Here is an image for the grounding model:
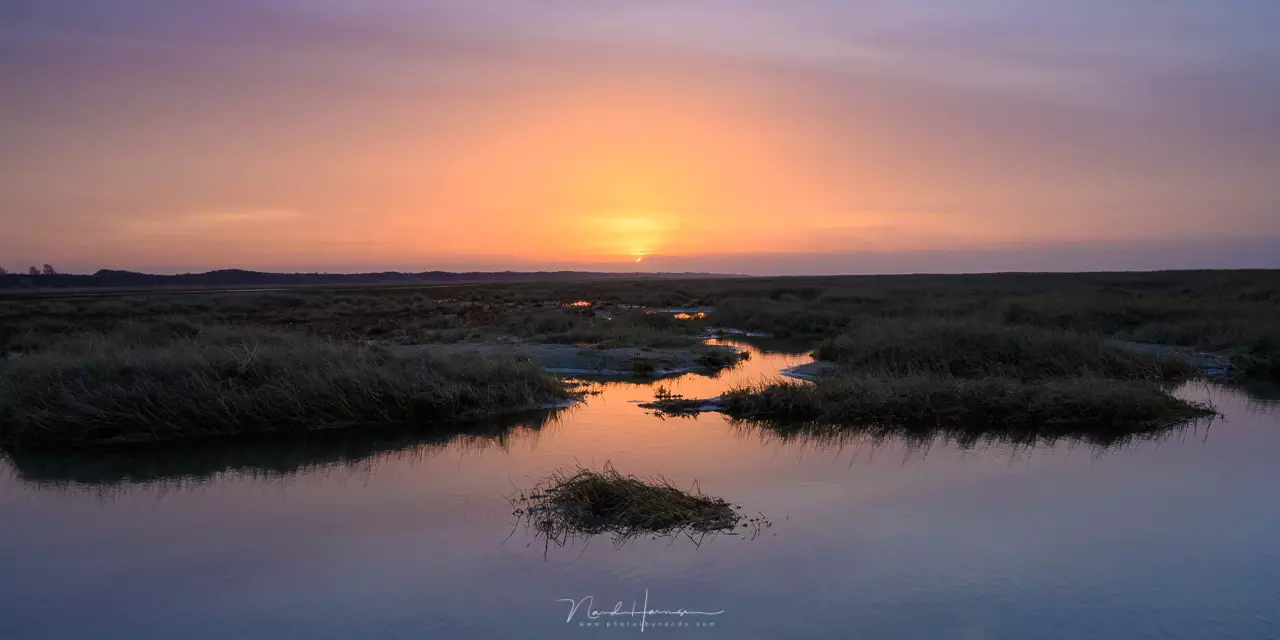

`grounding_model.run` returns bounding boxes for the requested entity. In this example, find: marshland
[2,271,1280,638]
[2,270,1275,447]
